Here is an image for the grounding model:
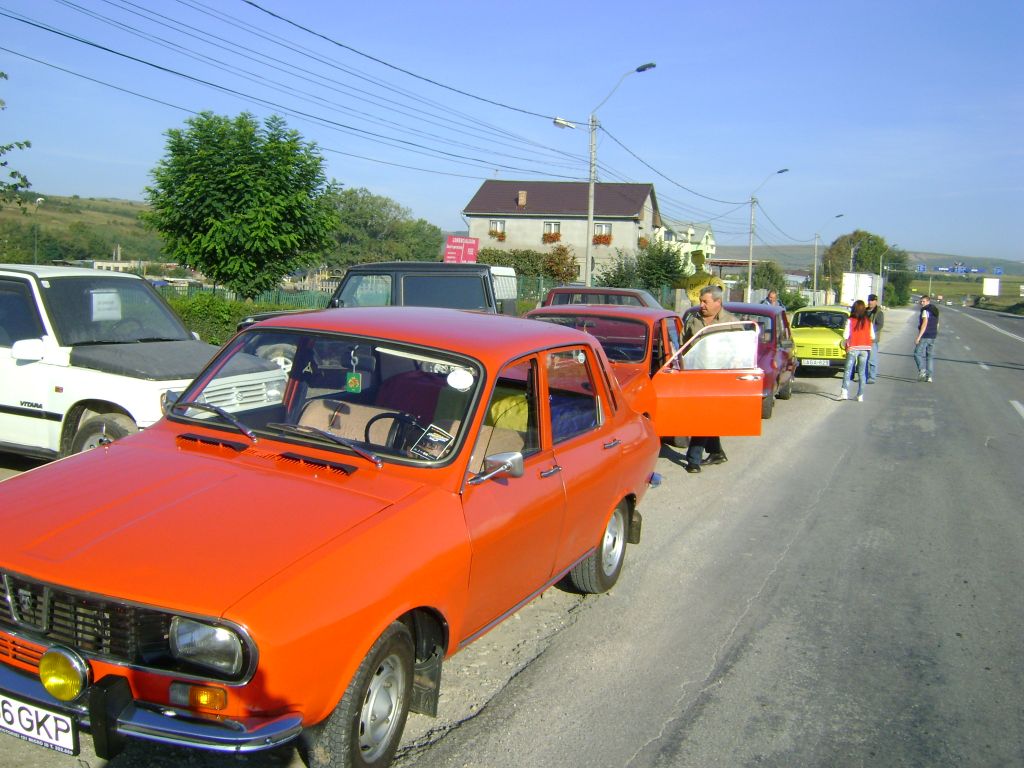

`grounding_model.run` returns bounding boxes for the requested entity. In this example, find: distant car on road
[526,304,762,439]
[790,304,850,375]
[0,307,661,768]
[723,302,797,418]
[0,265,224,459]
